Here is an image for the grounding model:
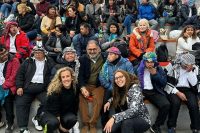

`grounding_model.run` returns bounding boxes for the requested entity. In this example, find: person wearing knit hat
[0,21,30,61]
[15,42,55,133]
[137,51,170,133]
[165,53,200,133]
[99,46,134,127]
[0,44,20,132]
[106,46,121,55]
[52,47,80,79]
